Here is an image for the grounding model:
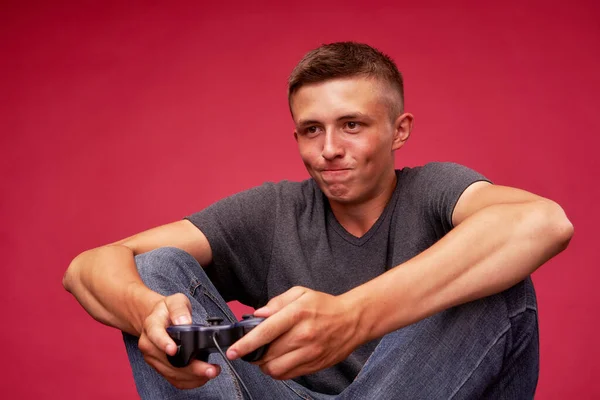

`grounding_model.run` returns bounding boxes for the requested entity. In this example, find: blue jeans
[123,247,539,399]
